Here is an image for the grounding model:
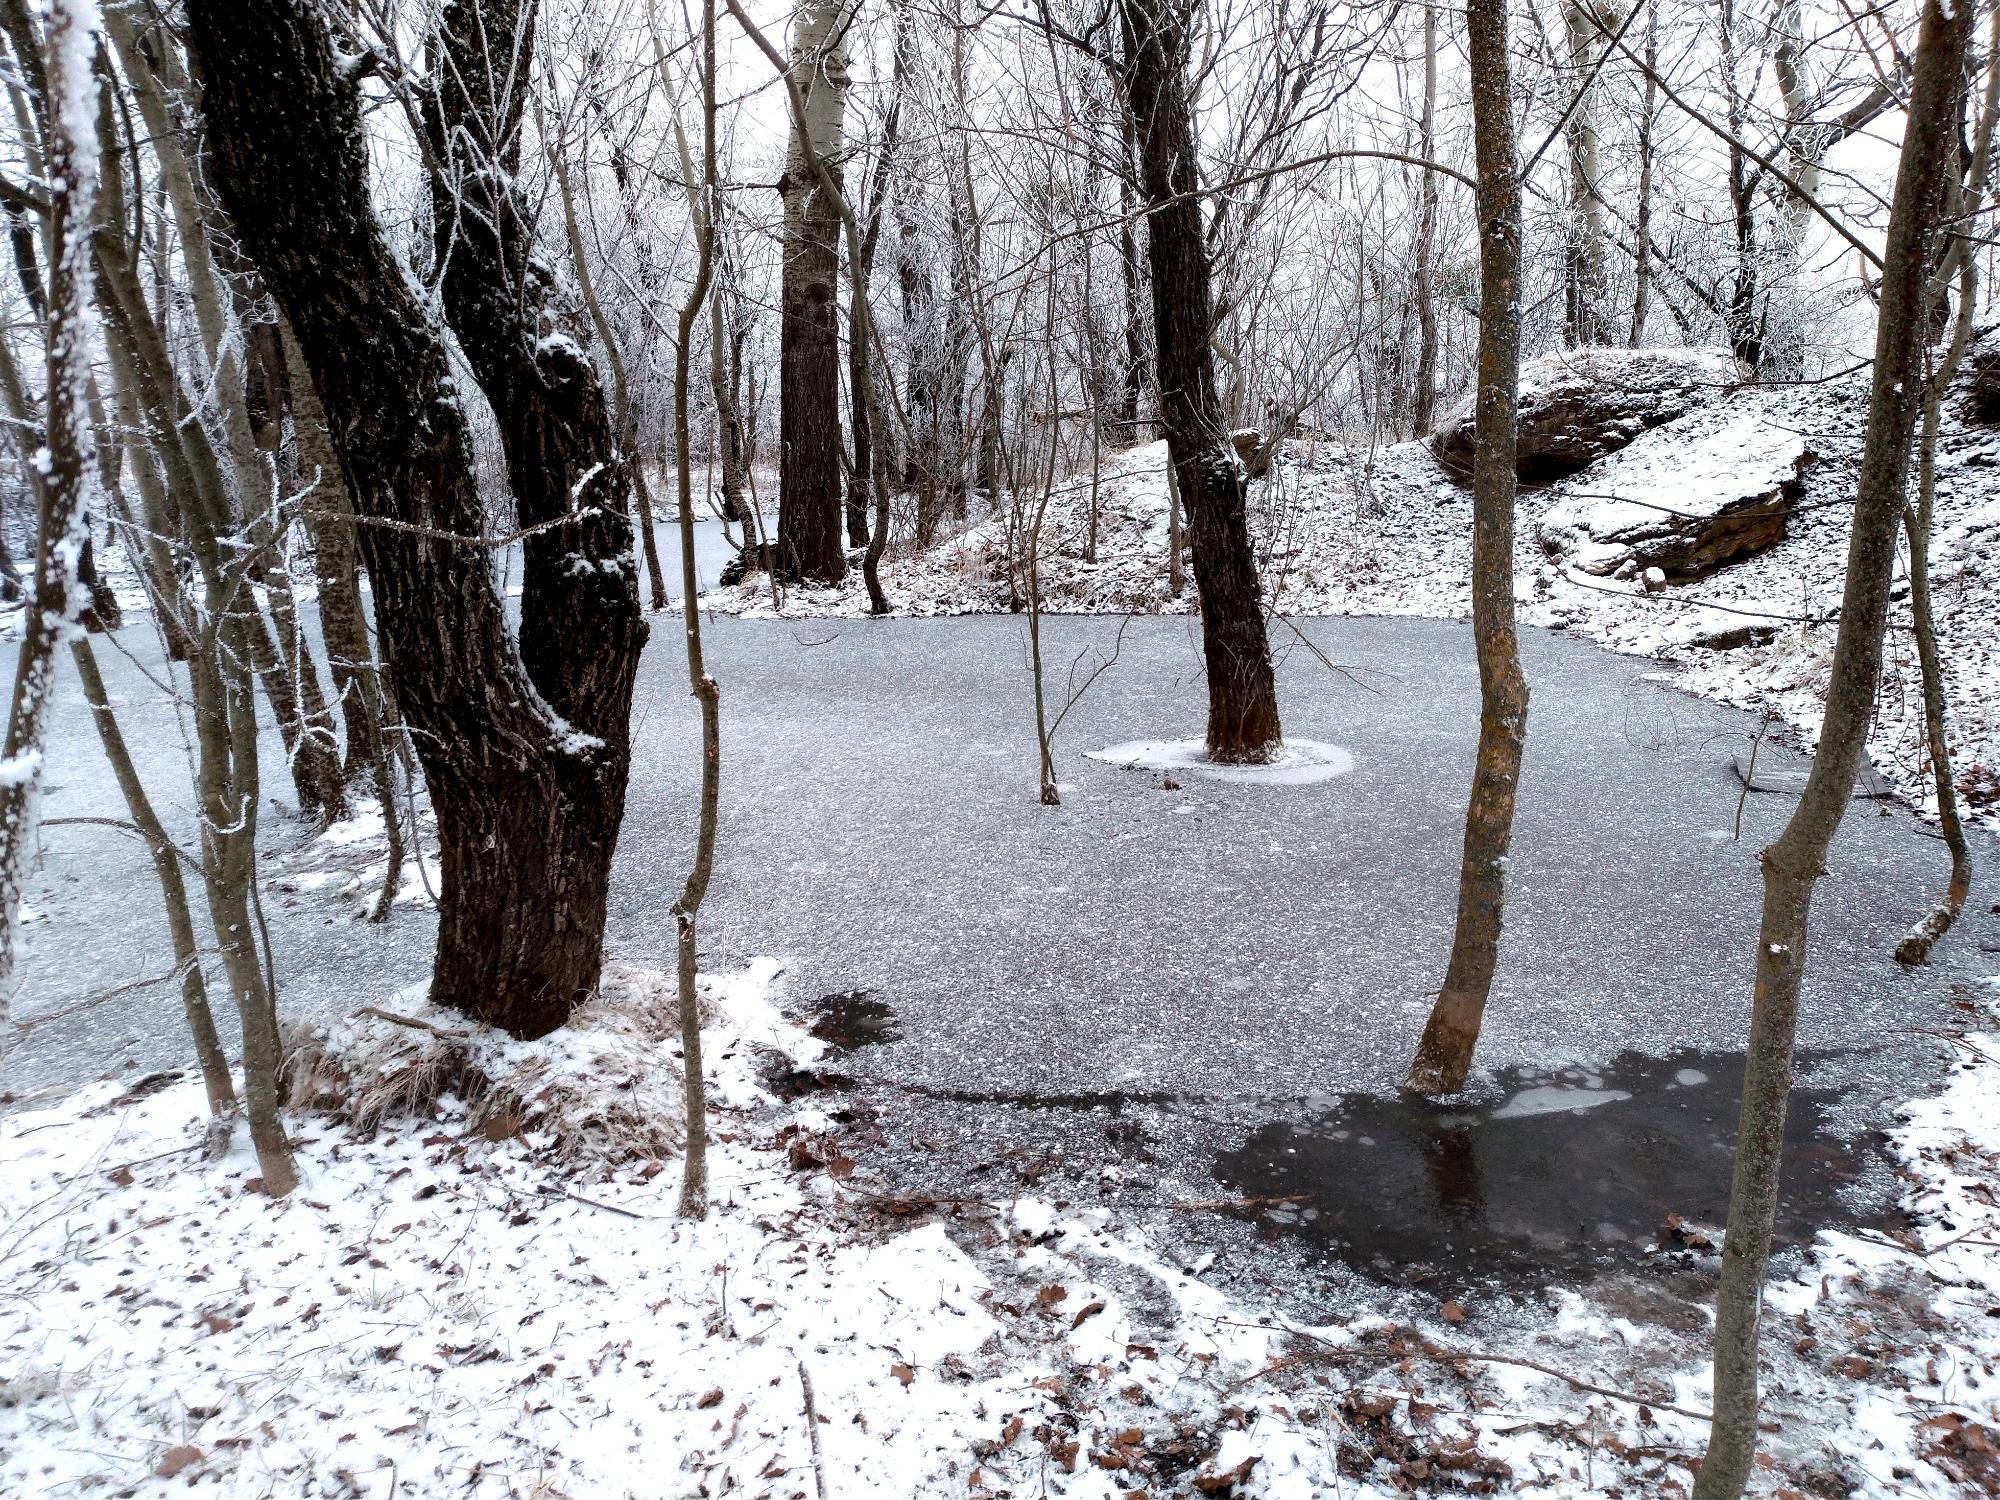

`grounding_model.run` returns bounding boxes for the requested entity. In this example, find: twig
[350,1005,469,1040]
[1734,707,1777,840]
[1414,1335,1712,1423]
[1231,1320,1714,1423]
[798,1360,830,1500]
[537,1184,652,1220]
